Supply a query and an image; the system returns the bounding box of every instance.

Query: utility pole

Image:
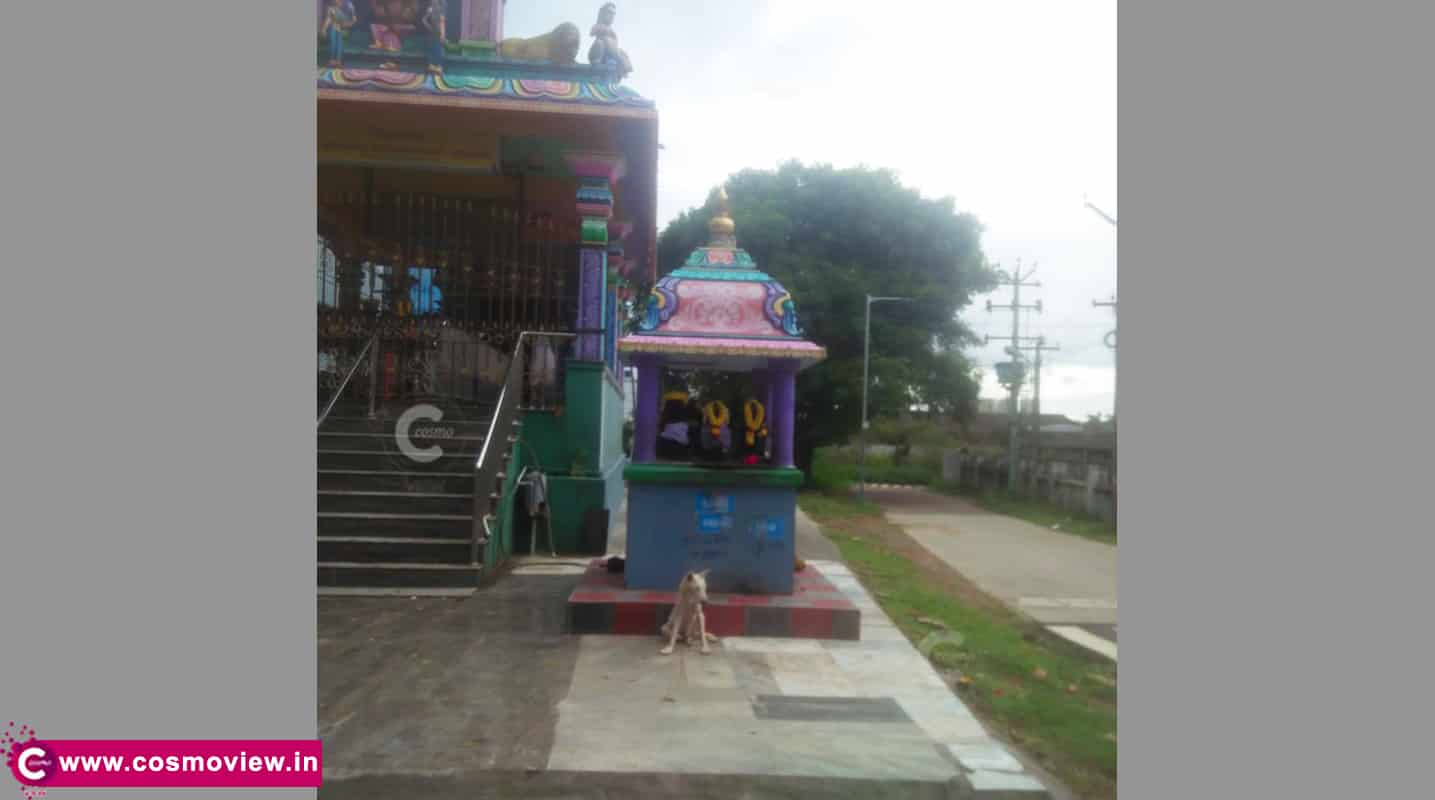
[858,295,913,501]
[1086,196,1118,516]
[1017,337,1061,473]
[1094,296,1117,512]
[985,262,1042,490]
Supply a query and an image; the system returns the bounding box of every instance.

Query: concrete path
[319,497,1058,798]
[546,559,1046,795]
[863,487,1118,660]
[319,559,1052,798]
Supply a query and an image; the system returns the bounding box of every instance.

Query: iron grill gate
[317,190,580,416]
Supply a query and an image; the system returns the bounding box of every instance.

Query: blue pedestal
[624,470,797,595]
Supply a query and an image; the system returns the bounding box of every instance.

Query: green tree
[656,161,997,474]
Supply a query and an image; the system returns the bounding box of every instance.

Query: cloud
[981,363,1115,420]
[504,0,1117,417]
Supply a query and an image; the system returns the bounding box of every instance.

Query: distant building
[978,396,1040,415]
[967,412,1082,435]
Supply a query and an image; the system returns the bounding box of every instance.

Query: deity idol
[587,3,632,80]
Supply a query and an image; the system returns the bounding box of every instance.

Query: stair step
[319,470,472,493]
[317,432,485,453]
[321,490,470,498]
[319,450,475,471]
[318,587,478,598]
[318,491,474,515]
[318,410,495,435]
[318,512,472,539]
[318,561,484,588]
[318,536,470,564]
[319,469,472,477]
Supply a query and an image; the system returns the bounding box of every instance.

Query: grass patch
[799,491,1118,799]
[811,446,1118,545]
[932,482,1118,545]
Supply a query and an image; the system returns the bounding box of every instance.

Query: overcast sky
[510,0,1118,419]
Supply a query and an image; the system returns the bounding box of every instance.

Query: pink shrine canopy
[617,188,825,372]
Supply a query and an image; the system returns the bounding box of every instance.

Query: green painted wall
[498,361,627,556]
[518,411,569,474]
[545,475,607,552]
[483,444,523,571]
[563,361,605,472]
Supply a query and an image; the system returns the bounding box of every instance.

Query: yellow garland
[662,390,689,404]
[743,399,767,446]
[703,400,730,439]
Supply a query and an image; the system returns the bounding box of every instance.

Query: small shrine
[618,188,826,595]
[564,190,860,640]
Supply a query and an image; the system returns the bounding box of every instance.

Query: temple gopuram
[316,0,655,592]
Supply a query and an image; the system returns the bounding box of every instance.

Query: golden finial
[707,185,736,246]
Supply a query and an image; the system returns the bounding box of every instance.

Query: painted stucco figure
[588,3,633,80]
[320,0,357,67]
[639,277,679,332]
[779,298,802,336]
[421,0,446,74]
[499,22,582,64]
[369,0,420,53]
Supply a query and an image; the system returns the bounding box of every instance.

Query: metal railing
[470,331,579,563]
[323,310,565,416]
[317,331,378,429]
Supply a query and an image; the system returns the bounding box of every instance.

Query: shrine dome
[617,187,826,371]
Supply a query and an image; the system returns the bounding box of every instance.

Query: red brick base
[567,560,861,640]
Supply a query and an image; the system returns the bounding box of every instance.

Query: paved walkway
[863,487,1118,660]
[546,558,1046,794]
[319,560,1051,798]
[318,500,1057,798]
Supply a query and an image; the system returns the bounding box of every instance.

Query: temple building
[316,0,655,591]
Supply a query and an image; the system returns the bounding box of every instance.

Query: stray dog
[660,570,719,655]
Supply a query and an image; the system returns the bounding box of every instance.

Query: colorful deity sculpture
[498,22,582,64]
[588,3,632,80]
[369,0,420,53]
[320,0,357,67]
[420,0,446,74]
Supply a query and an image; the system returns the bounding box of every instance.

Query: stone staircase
[317,403,500,594]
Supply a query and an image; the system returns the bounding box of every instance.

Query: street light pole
[858,295,912,501]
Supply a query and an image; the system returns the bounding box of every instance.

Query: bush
[809,456,855,495]
[808,446,941,492]
[867,418,963,464]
